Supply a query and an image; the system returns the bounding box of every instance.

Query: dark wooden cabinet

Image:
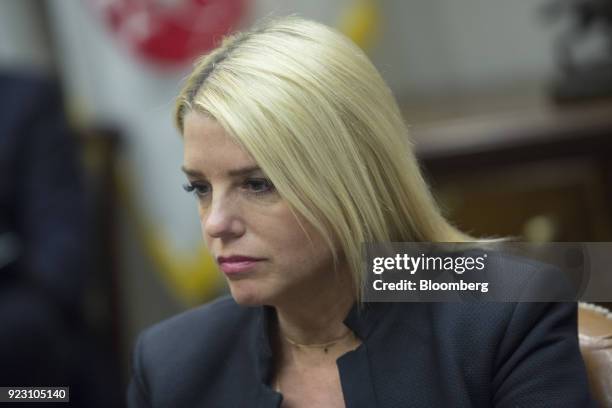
[406,95,612,308]
[407,97,612,242]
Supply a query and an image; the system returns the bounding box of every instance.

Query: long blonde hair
[175,16,472,300]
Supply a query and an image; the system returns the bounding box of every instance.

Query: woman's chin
[228,283,269,306]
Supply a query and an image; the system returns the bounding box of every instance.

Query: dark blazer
[0,72,121,406]
[0,72,86,313]
[127,261,595,407]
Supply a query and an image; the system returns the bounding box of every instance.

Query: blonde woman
[127,17,594,407]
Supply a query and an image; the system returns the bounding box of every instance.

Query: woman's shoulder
[134,295,258,361]
[128,295,262,406]
[142,295,251,338]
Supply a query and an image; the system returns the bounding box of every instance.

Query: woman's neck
[272,269,357,346]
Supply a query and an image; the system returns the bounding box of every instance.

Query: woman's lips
[217,256,264,275]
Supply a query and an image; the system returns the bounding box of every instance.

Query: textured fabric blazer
[127,256,596,407]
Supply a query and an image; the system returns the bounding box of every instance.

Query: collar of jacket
[250,301,392,408]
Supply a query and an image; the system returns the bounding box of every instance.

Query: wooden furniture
[406,94,612,242]
[405,91,612,309]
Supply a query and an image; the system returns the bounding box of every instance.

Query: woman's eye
[244,178,275,194]
[182,182,211,198]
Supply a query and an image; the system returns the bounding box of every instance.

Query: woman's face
[182,112,340,306]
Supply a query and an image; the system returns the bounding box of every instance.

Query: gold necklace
[283,330,355,353]
[273,330,357,394]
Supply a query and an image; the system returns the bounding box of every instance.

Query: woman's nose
[202,195,245,240]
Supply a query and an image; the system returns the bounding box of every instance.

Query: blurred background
[1,0,611,405]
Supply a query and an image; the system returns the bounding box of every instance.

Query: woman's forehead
[182,112,259,176]
[183,111,228,142]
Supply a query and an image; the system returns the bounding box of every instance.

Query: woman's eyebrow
[181,165,262,178]
[181,166,202,178]
[227,165,262,177]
